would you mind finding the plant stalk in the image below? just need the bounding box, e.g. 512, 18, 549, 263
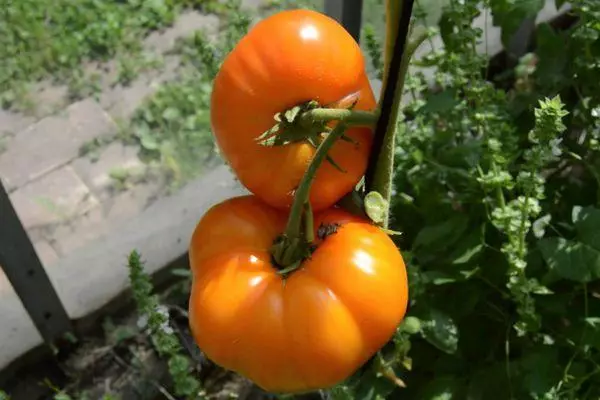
364, 0, 419, 228
272, 122, 348, 267
299, 108, 379, 127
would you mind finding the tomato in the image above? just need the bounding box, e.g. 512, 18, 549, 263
188, 195, 408, 393
210, 9, 377, 212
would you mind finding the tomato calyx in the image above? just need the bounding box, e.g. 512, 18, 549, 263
255, 100, 322, 147
256, 100, 378, 172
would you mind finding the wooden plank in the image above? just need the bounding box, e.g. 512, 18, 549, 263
0, 182, 72, 344
324, 0, 364, 43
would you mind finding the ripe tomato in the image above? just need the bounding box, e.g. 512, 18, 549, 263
188, 196, 408, 393
210, 9, 376, 212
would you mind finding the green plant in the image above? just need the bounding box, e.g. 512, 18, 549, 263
0, 0, 222, 109
124, 5, 251, 188
383, 0, 600, 398
127, 250, 205, 399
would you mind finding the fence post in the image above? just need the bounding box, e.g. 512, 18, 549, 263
0, 182, 72, 345
324, 0, 364, 43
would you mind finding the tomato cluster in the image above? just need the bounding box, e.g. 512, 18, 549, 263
188, 9, 409, 394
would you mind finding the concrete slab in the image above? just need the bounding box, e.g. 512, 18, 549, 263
9, 165, 99, 230
0, 109, 35, 136
144, 11, 220, 53
32, 240, 60, 267
71, 142, 145, 201
0, 165, 244, 371
0, 99, 117, 191
49, 165, 245, 320
0, 274, 43, 373
50, 180, 163, 256
100, 56, 180, 121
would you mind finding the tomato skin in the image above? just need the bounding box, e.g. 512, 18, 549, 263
188, 195, 408, 393
210, 9, 377, 212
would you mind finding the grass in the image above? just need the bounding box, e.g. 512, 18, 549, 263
0, 0, 230, 109
2, 0, 387, 189
121, 5, 252, 189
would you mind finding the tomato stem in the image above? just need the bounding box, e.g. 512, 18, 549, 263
364, 0, 424, 228
303, 202, 315, 244
299, 108, 379, 127
272, 122, 348, 268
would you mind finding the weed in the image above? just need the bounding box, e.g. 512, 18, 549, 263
127, 250, 205, 399
124, 4, 251, 189
0, 0, 222, 110
67, 68, 102, 102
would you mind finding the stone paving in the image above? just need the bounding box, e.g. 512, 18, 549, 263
0, 10, 220, 269
0, 9, 226, 371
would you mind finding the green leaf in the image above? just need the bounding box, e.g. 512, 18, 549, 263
491, 0, 545, 47
519, 347, 562, 398
139, 131, 159, 150
415, 375, 461, 400
532, 214, 552, 239
534, 24, 569, 91
466, 363, 514, 400
161, 107, 180, 121
415, 0, 451, 27
399, 316, 422, 335
420, 308, 459, 354
413, 214, 470, 253
364, 191, 389, 224
449, 228, 484, 264
421, 89, 458, 114
422, 266, 481, 286
573, 206, 600, 250
349, 364, 396, 400
538, 237, 600, 283
170, 268, 191, 277
585, 317, 600, 328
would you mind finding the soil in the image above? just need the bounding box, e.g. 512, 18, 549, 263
0, 274, 322, 400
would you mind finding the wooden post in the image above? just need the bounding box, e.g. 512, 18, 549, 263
324, 0, 364, 43
0, 182, 72, 344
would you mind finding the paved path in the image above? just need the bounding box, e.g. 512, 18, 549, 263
0, 9, 223, 372
0, 11, 219, 268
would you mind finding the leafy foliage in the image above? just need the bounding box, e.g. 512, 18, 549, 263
0, 0, 229, 108
127, 250, 205, 399
363, 0, 600, 398
123, 3, 251, 188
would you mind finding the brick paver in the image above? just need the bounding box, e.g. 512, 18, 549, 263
50, 181, 161, 255
144, 11, 219, 53
0, 109, 34, 136
72, 142, 145, 201
0, 99, 117, 191
9, 165, 99, 229
33, 240, 60, 267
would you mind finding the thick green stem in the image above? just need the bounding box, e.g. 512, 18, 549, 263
381, 0, 401, 99
300, 108, 379, 127
364, 0, 426, 227
303, 202, 314, 244
283, 122, 348, 239
272, 122, 348, 268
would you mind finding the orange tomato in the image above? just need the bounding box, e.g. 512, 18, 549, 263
210, 9, 377, 212
188, 195, 408, 393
